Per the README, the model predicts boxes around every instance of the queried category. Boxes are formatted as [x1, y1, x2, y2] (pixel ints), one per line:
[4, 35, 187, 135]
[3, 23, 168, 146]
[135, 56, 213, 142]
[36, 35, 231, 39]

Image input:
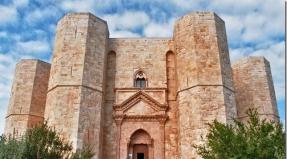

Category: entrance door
[133, 144, 148, 159]
[137, 153, 144, 159]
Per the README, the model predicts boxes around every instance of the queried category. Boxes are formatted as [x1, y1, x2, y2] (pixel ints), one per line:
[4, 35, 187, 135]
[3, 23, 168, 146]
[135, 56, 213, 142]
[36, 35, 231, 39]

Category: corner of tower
[56, 12, 109, 39]
[232, 56, 279, 123]
[4, 59, 51, 137]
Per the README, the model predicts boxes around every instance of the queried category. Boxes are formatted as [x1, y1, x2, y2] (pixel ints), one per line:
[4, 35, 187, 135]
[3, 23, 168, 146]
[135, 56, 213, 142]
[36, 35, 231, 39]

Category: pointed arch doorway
[128, 129, 153, 159]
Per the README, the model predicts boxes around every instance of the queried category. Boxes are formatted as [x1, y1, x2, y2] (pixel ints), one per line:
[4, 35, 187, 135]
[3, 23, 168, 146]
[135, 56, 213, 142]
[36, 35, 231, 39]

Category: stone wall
[232, 57, 279, 122]
[105, 38, 177, 159]
[5, 59, 50, 137]
[174, 12, 237, 159]
[108, 38, 173, 88]
[44, 13, 108, 159]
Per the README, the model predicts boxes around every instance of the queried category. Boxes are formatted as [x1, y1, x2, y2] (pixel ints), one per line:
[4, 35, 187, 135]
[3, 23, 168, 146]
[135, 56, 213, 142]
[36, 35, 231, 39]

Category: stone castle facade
[4, 12, 279, 159]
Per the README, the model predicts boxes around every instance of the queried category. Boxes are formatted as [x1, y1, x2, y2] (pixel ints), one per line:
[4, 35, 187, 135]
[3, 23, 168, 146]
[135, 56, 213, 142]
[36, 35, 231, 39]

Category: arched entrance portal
[128, 129, 153, 159]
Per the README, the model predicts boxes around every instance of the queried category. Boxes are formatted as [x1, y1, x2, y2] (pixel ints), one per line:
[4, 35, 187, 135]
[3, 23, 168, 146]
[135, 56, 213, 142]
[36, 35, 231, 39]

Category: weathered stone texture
[5, 59, 50, 136]
[109, 38, 173, 88]
[178, 86, 227, 157]
[44, 13, 108, 159]
[232, 57, 279, 122]
[4, 11, 279, 159]
[174, 12, 237, 159]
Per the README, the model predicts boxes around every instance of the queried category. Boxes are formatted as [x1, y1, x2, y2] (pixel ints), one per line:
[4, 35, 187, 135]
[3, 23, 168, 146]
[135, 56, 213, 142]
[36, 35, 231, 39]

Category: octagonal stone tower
[174, 12, 237, 158]
[232, 57, 279, 123]
[5, 60, 50, 137]
[44, 13, 108, 158]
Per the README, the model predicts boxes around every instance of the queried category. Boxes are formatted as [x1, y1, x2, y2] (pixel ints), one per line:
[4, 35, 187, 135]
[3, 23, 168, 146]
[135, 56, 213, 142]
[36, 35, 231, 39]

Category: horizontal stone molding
[113, 114, 168, 122]
[114, 87, 167, 91]
[237, 113, 280, 119]
[6, 113, 44, 119]
[177, 84, 234, 95]
[47, 84, 103, 93]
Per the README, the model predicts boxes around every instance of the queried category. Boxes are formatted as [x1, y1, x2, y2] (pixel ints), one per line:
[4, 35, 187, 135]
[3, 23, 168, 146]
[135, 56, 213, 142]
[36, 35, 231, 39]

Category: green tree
[0, 135, 25, 158]
[22, 121, 73, 159]
[71, 146, 95, 159]
[195, 109, 285, 159]
[0, 122, 94, 159]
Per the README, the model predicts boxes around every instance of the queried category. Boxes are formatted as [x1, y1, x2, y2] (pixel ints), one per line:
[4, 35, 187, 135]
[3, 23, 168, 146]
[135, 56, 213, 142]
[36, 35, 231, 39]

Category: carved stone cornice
[113, 114, 168, 122]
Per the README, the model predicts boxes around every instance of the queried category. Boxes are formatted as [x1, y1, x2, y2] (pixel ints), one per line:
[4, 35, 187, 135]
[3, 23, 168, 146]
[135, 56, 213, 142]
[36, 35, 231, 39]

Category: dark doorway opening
[137, 153, 144, 159]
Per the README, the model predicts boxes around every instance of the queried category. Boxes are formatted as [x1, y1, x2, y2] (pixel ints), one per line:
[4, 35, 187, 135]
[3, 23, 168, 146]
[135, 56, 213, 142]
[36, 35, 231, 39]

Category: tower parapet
[232, 57, 279, 123]
[5, 59, 50, 137]
[44, 13, 108, 158]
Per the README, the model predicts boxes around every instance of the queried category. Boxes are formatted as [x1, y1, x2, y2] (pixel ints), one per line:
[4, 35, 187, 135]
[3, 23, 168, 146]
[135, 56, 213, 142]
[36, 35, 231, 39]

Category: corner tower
[5, 60, 50, 137]
[173, 12, 237, 158]
[44, 13, 109, 158]
[232, 57, 279, 122]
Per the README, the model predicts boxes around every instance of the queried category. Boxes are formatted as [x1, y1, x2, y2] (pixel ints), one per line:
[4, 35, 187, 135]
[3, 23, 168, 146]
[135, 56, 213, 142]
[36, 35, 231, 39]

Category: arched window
[134, 71, 147, 88]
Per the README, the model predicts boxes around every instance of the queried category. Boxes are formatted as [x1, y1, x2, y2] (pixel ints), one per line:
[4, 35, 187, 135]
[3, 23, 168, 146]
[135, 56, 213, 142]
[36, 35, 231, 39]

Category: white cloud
[0, 32, 8, 38]
[110, 30, 140, 38]
[25, 6, 61, 25]
[16, 40, 50, 54]
[103, 11, 150, 30]
[143, 18, 175, 37]
[13, 0, 29, 8]
[219, 0, 283, 45]
[102, 11, 150, 37]
[170, 0, 203, 11]
[0, 5, 18, 25]
[230, 47, 254, 62]
[0, 53, 17, 134]
[208, 0, 258, 15]
[60, 0, 96, 13]
[221, 15, 244, 44]
[0, 54, 17, 100]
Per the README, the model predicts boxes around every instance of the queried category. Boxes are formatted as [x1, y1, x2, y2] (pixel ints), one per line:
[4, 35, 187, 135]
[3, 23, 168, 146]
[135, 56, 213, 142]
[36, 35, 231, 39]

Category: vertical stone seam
[98, 16, 109, 159]
[27, 61, 38, 128]
[263, 59, 279, 119]
[74, 15, 90, 149]
[209, 14, 227, 121]
[213, 14, 228, 89]
[213, 14, 237, 121]
[100, 24, 109, 158]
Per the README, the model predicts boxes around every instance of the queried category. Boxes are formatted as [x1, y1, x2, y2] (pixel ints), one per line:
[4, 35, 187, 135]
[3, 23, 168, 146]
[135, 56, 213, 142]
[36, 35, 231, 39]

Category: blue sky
[0, 0, 285, 133]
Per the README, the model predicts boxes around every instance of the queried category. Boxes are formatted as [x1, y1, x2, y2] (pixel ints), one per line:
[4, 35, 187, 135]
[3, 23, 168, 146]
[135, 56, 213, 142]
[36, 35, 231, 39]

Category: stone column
[173, 12, 237, 159]
[115, 117, 123, 159]
[44, 13, 109, 159]
[160, 121, 166, 159]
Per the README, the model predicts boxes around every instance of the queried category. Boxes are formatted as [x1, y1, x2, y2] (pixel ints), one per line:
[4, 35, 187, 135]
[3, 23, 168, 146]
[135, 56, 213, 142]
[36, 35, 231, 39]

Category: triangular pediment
[125, 100, 157, 115]
[113, 91, 167, 112]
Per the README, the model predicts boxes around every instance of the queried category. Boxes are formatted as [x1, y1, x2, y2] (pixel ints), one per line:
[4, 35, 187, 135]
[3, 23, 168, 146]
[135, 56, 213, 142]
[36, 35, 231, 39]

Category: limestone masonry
[4, 12, 279, 159]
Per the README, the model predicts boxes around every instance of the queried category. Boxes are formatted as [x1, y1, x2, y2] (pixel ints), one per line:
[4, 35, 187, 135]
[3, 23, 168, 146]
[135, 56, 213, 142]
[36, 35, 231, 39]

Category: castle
[4, 12, 279, 159]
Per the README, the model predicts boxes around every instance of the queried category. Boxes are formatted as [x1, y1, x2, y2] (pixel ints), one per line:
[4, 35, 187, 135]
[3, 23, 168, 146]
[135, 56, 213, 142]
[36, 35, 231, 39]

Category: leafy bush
[195, 109, 285, 159]
[0, 122, 94, 159]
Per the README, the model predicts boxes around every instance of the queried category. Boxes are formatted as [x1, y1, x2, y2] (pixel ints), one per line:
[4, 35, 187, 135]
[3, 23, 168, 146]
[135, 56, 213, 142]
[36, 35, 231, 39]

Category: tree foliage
[0, 122, 94, 159]
[195, 109, 285, 159]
